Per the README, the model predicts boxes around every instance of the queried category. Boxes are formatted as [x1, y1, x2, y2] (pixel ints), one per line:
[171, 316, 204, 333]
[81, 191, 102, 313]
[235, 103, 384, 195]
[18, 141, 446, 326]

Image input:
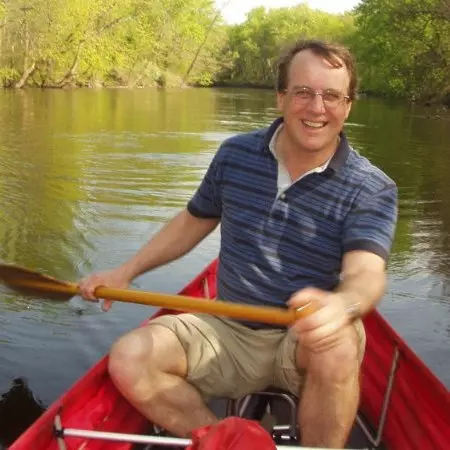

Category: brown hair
[276, 39, 358, 100]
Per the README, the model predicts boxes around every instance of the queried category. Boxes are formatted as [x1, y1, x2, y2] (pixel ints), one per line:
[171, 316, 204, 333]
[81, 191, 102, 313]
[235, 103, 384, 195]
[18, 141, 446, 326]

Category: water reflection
[0, 88, 449, 445]
[0, 378, 45, 449]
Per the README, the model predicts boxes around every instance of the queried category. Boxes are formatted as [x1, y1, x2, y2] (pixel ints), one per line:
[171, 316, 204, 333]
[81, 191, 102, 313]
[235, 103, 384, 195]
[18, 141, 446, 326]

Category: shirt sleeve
[187, 148, 223, 219]
[342, 182, 398, 261]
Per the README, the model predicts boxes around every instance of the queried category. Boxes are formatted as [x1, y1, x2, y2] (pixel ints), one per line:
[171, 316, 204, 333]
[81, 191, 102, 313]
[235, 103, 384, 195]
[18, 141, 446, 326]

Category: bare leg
[297, 325, 361, 447]
[108, 324, 218, 437]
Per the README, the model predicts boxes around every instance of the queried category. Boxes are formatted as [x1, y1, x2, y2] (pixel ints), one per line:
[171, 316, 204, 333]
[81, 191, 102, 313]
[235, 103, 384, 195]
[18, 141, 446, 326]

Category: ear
[344, 100, 353, 120]
[276, 91, 285, 112]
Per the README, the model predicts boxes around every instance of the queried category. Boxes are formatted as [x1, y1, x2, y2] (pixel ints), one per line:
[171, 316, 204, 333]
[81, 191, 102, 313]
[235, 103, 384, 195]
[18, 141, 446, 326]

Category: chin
[297, 138, 329, 153]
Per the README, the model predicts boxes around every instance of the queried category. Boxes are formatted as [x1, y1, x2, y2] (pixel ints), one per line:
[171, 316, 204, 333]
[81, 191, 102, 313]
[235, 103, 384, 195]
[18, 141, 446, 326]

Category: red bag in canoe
[187, 417, 276, 450]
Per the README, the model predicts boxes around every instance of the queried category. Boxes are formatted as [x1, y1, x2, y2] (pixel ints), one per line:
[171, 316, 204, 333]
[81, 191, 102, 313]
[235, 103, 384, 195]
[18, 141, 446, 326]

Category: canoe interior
[9, 259, 450, 450]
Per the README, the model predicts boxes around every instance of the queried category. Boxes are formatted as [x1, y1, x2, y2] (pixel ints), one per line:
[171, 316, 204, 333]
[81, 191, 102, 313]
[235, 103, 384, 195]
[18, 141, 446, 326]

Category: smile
[302, 120, 327, 129]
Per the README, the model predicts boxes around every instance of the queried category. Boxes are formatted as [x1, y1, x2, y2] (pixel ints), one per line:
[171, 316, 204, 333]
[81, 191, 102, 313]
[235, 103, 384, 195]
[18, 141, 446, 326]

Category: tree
[354, 0, 450, 101]
[220, 4, 356, 87]
[0, 0, 229, 88]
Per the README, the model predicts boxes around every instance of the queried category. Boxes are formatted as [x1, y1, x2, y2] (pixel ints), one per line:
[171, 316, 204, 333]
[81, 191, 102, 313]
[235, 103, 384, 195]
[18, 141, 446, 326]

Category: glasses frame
[284, 87, 351, 109]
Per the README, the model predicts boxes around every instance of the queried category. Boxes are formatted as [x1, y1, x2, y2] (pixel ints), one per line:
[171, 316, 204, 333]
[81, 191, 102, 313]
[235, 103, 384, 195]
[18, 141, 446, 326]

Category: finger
[83, 283, 99, 301]
[292, 304, 338, 333]
[79, 276, 102, 301]
[309, 327, 351, 353]
[310, 337, 342, 353]
[299, 320, 344, 348]
[102, 299, 113, 312]
[288, 287, 327, 308]
[78, 280, 90, 300]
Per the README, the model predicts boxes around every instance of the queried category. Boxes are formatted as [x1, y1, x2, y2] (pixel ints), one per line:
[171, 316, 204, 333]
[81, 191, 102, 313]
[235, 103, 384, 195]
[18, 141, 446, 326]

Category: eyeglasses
[285, 87, 350, 109]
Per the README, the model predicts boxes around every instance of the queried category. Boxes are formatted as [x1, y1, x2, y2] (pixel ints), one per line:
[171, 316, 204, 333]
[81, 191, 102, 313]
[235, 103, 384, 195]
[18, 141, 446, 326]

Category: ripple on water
[0, 90, 449, 449]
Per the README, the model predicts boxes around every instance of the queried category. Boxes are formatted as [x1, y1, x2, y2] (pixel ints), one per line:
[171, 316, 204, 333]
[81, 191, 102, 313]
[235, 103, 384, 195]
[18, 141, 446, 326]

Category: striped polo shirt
[188, 117, 398, 328]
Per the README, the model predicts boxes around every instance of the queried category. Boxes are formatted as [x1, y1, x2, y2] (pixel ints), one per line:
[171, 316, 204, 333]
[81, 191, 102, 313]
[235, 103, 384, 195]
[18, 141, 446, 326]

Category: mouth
[301, 120, 327, 129]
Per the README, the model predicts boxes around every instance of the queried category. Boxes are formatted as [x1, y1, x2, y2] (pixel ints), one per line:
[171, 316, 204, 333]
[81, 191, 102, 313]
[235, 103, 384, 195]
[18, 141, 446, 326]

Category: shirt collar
[269, 123, 330, 173]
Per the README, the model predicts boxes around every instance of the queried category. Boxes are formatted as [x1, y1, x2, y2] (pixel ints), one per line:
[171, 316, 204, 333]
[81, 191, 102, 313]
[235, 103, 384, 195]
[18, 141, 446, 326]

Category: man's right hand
[78, 268, 132, 312]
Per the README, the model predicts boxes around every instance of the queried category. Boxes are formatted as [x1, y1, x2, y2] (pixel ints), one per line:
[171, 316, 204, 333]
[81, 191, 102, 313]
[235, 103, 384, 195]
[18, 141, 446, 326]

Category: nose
[308, 93, 326, 114]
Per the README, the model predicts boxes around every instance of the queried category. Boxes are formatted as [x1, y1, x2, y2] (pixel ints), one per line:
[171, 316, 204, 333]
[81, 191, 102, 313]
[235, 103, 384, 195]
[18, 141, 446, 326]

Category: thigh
[272, 320, 366, 396]
[149, 313, 277, 400]
[272, 329, 303, 396]
[110, 315, 188, 377]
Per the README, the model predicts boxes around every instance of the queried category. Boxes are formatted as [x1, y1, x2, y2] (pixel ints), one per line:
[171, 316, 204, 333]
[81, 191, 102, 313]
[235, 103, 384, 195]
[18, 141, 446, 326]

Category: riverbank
[3, 81, 449, 110]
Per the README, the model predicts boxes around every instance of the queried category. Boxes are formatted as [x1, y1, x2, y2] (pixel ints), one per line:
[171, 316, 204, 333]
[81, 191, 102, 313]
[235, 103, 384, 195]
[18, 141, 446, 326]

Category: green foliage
[222, 0, 448, 103]
[0, 0, 225, 88]
[0, 67, 19, 86]
[220, 4, 357, 87]
[353, 0, 450, 101]
[0, 0, 447, 102]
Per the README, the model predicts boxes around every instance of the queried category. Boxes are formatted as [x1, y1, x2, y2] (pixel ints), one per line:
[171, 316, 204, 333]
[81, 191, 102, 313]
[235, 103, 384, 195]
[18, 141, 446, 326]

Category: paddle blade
[0, 264, 76, 301]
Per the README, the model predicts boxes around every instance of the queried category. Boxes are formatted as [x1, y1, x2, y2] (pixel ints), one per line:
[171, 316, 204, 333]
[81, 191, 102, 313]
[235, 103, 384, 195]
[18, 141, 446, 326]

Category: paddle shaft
[11, 279, 315, 326]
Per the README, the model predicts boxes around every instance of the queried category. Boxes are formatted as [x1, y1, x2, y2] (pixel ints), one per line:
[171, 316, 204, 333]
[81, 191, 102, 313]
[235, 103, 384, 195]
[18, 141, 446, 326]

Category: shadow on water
[0, 378, 46, 449]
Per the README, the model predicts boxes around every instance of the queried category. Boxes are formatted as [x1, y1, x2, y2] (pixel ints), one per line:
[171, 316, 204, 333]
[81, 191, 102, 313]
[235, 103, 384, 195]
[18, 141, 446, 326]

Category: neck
[277, 130, 339, 179]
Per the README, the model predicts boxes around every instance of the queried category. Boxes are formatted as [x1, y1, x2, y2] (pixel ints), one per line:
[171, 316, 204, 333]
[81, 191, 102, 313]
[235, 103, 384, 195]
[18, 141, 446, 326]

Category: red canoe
[9, 260, 450, 449]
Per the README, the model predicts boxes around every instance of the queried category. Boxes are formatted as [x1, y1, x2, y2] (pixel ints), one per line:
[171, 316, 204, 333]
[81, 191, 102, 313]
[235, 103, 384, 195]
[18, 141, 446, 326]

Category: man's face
[277, 49, 352, 155]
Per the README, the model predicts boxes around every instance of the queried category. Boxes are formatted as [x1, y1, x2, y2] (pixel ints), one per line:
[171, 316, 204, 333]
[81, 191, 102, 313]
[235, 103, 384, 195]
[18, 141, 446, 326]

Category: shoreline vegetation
[0, 0, 448, 107]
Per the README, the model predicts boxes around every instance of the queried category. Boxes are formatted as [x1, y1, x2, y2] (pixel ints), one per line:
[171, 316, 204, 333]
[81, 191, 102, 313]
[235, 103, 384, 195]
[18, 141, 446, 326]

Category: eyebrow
[291, 85, 344, 93]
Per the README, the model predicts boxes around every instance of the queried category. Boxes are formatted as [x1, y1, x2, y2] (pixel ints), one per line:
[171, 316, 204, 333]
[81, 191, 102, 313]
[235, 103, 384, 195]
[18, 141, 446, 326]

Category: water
[0, 88, 449, 447]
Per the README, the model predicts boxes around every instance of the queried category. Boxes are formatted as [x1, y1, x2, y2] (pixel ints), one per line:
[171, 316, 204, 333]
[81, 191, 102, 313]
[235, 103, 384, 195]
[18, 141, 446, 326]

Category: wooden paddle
[0, 263, 316, 326]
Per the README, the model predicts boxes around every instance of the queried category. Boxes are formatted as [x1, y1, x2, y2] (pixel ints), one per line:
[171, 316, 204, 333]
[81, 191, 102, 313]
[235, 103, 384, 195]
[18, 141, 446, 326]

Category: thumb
[102, 299, 113, 312]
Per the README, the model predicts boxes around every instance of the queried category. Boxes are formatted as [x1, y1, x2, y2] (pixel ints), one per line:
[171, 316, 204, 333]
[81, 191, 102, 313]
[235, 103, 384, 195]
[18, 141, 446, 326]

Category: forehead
[288, 49, 350, 91]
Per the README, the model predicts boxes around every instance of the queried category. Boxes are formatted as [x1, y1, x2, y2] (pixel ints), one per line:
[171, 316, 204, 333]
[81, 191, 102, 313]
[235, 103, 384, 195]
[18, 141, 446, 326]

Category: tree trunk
[133, 60, 151, 87]
[183, 0, 231, 84]
[56, 43, 83, 87]
[14, 61, 36, 88]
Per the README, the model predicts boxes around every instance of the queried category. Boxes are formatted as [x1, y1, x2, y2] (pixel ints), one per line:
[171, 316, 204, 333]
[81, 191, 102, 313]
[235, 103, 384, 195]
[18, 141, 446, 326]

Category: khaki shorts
[148, 313, 365, 400]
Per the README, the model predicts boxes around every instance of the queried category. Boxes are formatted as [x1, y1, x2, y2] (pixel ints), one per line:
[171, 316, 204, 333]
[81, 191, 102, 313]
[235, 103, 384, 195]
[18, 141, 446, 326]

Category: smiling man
[80, 40, 398, 448]
[276, 43, 355, 174]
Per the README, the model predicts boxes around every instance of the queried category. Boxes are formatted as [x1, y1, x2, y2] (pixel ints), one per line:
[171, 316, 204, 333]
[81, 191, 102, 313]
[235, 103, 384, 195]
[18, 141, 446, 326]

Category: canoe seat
[225, 387, 298, 443]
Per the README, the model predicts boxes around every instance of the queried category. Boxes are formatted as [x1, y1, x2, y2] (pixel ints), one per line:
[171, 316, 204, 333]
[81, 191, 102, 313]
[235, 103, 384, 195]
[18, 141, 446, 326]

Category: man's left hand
[288, 288, 352, 353]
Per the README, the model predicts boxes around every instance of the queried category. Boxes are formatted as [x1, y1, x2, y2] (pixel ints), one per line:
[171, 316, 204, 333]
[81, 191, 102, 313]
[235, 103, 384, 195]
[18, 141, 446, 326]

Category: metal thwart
[53, 413, 367, 450]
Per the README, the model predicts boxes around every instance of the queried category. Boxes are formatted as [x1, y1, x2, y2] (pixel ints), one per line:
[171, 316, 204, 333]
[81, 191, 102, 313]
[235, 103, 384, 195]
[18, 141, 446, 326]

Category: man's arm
[288, 250, 387, 352]
[79, 208, 219, 306]
[335, 249, 387, 320]
[289, 177, 397, 350]
[118, 208, 220, 281]
[80, 139, 225, 309]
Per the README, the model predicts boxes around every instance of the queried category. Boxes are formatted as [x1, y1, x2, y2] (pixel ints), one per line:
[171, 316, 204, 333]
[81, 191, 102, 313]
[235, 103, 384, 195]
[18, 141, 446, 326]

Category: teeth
[303, 120, 325, 128]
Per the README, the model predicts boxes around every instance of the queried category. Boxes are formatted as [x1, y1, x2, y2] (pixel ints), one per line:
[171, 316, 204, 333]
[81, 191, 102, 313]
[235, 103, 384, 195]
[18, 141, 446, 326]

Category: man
[80, 39, 398, 448]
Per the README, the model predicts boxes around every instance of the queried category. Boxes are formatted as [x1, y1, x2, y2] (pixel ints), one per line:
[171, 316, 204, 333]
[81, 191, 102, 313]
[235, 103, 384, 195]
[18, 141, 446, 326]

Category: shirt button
[280, 193, 286, 201]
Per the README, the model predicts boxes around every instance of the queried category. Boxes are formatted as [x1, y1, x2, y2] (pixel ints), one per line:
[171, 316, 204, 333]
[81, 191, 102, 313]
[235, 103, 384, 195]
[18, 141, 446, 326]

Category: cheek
[282, 101, 303, 116]
[329, 109, 349, 125]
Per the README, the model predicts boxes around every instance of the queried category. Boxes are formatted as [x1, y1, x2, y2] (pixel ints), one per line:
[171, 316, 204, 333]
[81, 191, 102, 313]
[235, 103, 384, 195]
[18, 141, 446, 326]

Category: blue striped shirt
[188, 118, 398, 328]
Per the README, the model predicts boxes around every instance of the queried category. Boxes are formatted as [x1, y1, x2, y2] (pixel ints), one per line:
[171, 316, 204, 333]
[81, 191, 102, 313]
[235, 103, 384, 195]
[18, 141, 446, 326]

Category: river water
[0, 88, 449, 446]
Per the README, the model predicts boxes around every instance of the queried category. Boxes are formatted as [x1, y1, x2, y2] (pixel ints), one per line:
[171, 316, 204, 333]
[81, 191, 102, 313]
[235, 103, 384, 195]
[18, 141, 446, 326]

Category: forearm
[335, 268, 387, 318]
[118, 208, 220, 281]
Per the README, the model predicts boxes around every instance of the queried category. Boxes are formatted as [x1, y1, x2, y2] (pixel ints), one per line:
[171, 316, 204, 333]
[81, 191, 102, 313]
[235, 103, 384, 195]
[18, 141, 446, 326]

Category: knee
[108, 333, 149, 388]
[306, 327, 360, 384]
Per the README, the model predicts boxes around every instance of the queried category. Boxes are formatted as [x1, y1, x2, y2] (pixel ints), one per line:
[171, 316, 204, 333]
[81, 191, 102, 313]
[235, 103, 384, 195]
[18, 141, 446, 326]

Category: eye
[293, 88, 313, 99]
[322, 91, 342, 102]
